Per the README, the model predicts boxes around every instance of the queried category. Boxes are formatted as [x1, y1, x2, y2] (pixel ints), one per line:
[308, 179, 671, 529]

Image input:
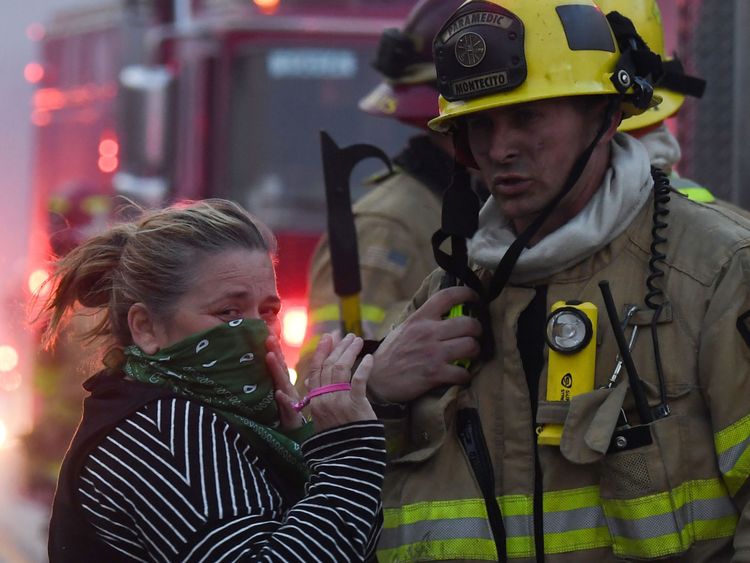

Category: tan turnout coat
[378, 193, 750, 562]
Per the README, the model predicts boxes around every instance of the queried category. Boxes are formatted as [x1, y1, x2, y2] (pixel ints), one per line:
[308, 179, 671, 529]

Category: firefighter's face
[147, 248, 281, 351]
[466, 97, 616, 241]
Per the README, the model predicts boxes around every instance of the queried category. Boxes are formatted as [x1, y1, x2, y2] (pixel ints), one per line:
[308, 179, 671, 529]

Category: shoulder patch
[360, 246, 409, 276]
[737, 311, 750, 348]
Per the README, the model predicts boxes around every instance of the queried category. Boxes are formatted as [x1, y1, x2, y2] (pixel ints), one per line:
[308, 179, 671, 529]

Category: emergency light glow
[0, 346, 19, 373]
[28, 268, 50, 295]
[26, 22, 46, 41]
[288, 368, 298, 386]
[31, 110, 52, 127]
[24, 62, 45, 84]
[0, 420, 7, 449]
[0, 371, 22, 392]
[99, 139, 119, 157]
[98, 156, 119, 173]
[99, 136, 120, 173]
[33, 88, 65, 112]
[253, 0, 280, 14]
[282, 307, 308, 348]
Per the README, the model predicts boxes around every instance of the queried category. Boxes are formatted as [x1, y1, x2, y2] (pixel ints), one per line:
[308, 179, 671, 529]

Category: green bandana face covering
[123, 318, 313, 497]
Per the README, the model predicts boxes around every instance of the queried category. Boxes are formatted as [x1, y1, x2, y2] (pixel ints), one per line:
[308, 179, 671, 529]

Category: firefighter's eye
[466, 115, 492, 133]
[511, 108, 539, 127]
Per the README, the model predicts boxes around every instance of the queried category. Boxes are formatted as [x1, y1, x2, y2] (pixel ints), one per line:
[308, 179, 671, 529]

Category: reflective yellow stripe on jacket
[379, 496, 534, 562]
[669, 174, 716, 203]
[300, 303, 387, 357]
[716, 412, 750, 495]
[603, 478, 737, 559]
[379, 480, 736, 561]
[678, 187, 716, 203]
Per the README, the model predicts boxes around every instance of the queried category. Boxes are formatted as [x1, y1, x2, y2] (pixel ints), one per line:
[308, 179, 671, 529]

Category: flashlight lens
[546, 309, 592, 353]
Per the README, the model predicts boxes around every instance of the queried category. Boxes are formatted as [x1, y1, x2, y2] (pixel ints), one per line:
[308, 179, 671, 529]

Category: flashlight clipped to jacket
[537, 300, 598, 446]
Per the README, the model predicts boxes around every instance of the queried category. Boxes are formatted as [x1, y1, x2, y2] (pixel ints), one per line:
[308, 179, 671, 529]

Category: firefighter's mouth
[493, 175, 532, 196]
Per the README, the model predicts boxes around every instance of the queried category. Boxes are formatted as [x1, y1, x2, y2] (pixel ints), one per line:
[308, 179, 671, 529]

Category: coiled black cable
[645, 167, 671, 414]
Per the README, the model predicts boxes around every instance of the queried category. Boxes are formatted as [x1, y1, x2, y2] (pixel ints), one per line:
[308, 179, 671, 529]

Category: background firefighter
[597, 0, 749, 220]
[298, 0, 469, 381]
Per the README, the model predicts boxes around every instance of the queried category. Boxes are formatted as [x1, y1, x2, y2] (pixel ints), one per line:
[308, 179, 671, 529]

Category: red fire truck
[19, 0, 416, 494]
[15, 0, 750, 497]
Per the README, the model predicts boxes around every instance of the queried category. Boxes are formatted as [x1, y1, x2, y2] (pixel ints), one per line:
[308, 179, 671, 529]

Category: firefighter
[367, 0, 750, 560]
[598, 0, 748, 217]
[298, 0, 466, 377]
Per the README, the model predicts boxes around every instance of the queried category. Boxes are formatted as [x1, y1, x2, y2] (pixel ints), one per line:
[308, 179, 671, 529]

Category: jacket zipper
[517, 286, 548, 562]
[457, 408, 508, 562]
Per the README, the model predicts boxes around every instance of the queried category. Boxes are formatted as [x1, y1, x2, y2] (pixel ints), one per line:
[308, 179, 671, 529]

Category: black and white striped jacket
[49, 373, 385, 562]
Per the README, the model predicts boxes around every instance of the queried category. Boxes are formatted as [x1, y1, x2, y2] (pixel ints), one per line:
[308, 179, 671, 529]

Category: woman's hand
[265, 334, 304, 430]
[306, 333, 376, 432]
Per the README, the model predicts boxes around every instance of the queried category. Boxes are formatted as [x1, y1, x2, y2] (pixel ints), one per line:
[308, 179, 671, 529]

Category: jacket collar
[468, 133, 653, 285]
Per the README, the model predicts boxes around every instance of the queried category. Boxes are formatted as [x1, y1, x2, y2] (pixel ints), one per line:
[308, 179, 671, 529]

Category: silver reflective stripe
[719, 434, 750, 474]
[606, 496, 737, 540]
[378, 517, 493, 550]
[544, 505, 606, 534]
[670, 175, 703, 189]
[503, 513, 534, 539]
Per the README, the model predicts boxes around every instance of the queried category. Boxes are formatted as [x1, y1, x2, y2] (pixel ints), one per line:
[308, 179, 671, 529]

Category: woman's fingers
[321, 333, 356, 372]
[319, 333, 362, 386]
[265, 333, 288, 369]
[332, 336, 364, 383]
[305, 333, 333, 392]
[350, 353, 373, 399]
[265, 342, 297, 400]
[274, 389, 302, 429]
[309, 348, 376, 432]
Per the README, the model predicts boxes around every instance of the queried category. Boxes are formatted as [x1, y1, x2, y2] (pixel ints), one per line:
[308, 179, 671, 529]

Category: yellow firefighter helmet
[596, 0, 704, 132]
[428, 0, 661, 133]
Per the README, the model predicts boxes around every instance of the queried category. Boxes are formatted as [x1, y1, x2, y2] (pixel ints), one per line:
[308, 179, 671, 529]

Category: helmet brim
[618, 87, 684, 131]
[359, 82, 441, 129]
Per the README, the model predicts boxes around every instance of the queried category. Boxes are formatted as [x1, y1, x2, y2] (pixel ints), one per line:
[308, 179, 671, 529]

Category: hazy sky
[0, 1, 106, 301]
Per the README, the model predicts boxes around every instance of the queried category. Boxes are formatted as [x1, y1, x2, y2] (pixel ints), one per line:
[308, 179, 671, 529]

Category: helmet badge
[434, 3, 527, 103]
[455, 32, 487, 68]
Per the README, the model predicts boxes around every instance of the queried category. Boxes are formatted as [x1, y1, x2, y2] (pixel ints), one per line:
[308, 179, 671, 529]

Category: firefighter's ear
[128, 302, 161, 355]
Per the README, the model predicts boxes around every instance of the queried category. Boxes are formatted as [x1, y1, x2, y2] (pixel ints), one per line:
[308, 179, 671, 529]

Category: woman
[40, 199, 385, 562]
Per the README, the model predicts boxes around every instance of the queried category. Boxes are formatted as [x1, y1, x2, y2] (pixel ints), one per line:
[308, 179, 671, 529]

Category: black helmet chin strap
[660, 57, 706, 99]
[431, 98, 621, 360]
[606, 11, 663, 110]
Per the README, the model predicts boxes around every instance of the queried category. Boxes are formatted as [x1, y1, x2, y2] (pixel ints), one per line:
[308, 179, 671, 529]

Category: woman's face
[153, 248, 281, 349]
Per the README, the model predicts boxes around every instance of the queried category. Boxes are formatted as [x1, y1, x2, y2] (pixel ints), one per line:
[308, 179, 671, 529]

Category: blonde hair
[37, 199, 276, 349]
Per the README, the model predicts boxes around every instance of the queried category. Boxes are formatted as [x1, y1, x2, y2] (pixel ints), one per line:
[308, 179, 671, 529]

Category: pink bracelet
[292, 383, 352, 412]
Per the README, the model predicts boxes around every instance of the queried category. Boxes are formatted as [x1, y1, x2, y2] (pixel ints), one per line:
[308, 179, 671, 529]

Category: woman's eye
[261, 307, 280, 320]
[219, 308, 241, 318]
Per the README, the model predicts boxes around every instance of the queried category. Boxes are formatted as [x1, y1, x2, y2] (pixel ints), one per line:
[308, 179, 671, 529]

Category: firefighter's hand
[368, 286, 481, 404]
[267, 334, 305, 429]
[306, 333, 376, 432]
